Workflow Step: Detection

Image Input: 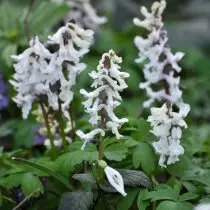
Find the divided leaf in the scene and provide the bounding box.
[21,173,44,197]
[132,143,156,174]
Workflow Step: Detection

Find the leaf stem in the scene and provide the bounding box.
[58,100,68,152]
[40,102,57,158]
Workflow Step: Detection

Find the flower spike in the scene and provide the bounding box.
[76,50,129,149]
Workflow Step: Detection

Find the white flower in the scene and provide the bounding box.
[134,1,190,167]
[47,22,93,118]
[133,0,189,112]
[66,0,107,30]
[10,37,53,119]
[133,0,166,31]
[194,203,210,210]
[104,166,127,197]
[48,22,93,65]
[149,104,188,167]
[76,129,105,150]
[76,50,129,147]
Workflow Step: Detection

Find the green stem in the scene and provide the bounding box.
[40,102,57,158]
[98,115,105,160]
[58,100,68,152]
[69,104,76,141]
[151,175,159,210]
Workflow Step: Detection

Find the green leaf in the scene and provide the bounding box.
[56,151,98,177]
[182,182,198,193]
[132,143,156,174]
[179,192,199,202]
[124,137,139,148]
[58,192,93,210]
[117,169,151,188]
[167,156,192,178]
[21,173,44,197]
[104,143,128,161]
[137,189,150,210]
[117,189,140,210]
[132,118,150,141]
[5,173,23,189]
[142,185,178,202]
[1,44,16,67]
[157,201,178,210]
[5,120,38,148]
[10,157,72,190]
[157,201,193,210]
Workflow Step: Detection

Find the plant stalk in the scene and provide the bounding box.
[98,114,105,160]
[58,100,68,152]
[69,104,76,141]
[40,102,57,158]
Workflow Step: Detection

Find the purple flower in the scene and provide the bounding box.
[34,125,47,146]
[0,73,8,110]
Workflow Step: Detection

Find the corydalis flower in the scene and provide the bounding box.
[76,129,105,150]
[66,0,107,30]
[148,103,188,167]
[0,73,8,110]
[10,37,52,119]
[133,0,189,115]
[76,50,129,149]
[11,22,93,119]
[47,22,94,117]
[134,0,190,167]
[98,160,127,197]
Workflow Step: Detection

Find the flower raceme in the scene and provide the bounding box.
[66,0,107,30]
[10,37,52,119]
[10,22,93,119]
[51,0,107,30]
[76,50,130,150]
[133,0,189,116]
[134,0,190,167]
[98,160,127,197]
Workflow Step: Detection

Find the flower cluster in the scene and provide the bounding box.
[148,104,188,167]
[0,73,8,110]
[66,0,107,30]
[134,0,190,167]
[133,0,189,113]
[76,50,129,149]
[10,22,93,119]
[51,0,107,30]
